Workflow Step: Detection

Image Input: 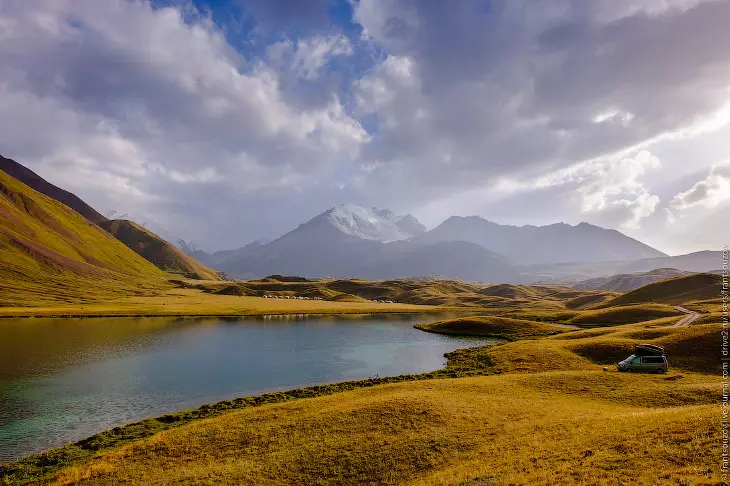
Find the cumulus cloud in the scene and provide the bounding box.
[0,0,729,252]
[0,0,367,247]
[349,0,730,200]
[268,35,353,80]
[506,150,662,230]
[670,161,730,211]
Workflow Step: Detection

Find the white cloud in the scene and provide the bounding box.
[267,34,353,80]
[348,0,730,202]
[670,161,730,210]
[0,0,367,247]
[1,0,729,252]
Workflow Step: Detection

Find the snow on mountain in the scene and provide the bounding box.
[324,204,426,242]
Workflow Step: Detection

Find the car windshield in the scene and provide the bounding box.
[621,355,636,363]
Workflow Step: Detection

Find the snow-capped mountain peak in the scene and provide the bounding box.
[325,204,426,242]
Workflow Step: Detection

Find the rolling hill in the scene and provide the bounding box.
[0,169,166,305]
[99,220,221,280]
[572,268,691,291]
[597,273,722,307]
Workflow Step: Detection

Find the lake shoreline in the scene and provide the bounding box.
[0,304,489,320]
[0,344,498,482]
[0,308,466,319]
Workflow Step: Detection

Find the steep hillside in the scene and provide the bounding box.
[598,273,722,307]
[417,216,665,264]
[0,170,165,305]
[99,220,221,280]
[572,268,691,291]
[0,154,107,223]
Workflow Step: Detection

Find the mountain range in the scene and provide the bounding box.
[415,216,665,264]
[0,154,723,284]
[195,203,717,282]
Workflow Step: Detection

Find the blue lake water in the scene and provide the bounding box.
[0,313,494,463]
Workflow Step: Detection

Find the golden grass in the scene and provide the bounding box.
[416,315,565,340]
[4,317,720,485]
[99,219,221,280]
[565,303,683,326]
[599,273,722,307]
[36,370,718,485]
[0,170,170,306]
[0,288,443,318]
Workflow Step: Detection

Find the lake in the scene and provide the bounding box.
[0,313,495,463]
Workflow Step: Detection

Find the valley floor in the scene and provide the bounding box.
[1,319,721,485]
[0,288,442,318]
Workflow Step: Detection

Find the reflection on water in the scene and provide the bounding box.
[0,313,493,463]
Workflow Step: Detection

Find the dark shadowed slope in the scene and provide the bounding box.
[0,154,108,223]
[99,220,222,280]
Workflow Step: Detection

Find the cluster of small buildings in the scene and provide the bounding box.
[263,295,323,300]
[373,299,396,303]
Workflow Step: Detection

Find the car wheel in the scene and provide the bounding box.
[654,369,664,374]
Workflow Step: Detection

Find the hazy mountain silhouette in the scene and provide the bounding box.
[416,216,666,264]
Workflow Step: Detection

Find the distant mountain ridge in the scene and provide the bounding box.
[203,205,673,281]
[214,205,521,282]
[416,216,666,264]
[324,204,426,242]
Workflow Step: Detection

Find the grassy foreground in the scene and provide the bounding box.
[1,319,721,485]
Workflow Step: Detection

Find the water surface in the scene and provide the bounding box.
[0,313,494,463]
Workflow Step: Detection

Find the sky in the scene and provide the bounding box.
[1,0,730,254]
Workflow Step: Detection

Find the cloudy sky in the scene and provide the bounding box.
[1,0,729,254]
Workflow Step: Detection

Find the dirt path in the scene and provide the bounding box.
[671,306,701,327]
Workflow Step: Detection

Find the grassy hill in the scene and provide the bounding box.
[1,156,220,282]
[416,316,566,340]
[99,220,221,280]
[565,304,683,326]
[0,154,107,223]
[170,278,623,310]
[0,170,167,305]
[598,273,721,307]
[572,268,691,291]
